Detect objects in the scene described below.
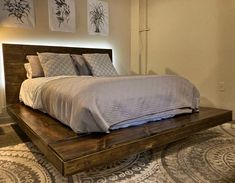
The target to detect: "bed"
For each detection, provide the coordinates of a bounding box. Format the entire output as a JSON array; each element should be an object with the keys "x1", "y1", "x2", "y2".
[{"x1": 3, "y1": 43, "x2": 232, "y2": 176}]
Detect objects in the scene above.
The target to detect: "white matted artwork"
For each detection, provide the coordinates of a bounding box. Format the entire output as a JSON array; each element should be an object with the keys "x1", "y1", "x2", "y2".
[
  {"x1": 87, "y1": 0, "x2": 109, "y2": 36},
  {"x1": 48, "y1": 0, "x2": 76, "y2": 32},
  {"x1": 0, "y1": 0, "x2": 35, "y2": 28}
]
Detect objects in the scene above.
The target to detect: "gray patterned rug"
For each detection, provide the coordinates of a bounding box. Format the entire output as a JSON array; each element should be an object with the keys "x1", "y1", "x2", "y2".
[{"x1": 0, "y1": 122, "x2": 234, "y2": 183}]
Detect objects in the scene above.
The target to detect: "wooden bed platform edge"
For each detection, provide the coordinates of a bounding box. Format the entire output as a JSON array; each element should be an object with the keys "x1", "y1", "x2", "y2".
[{"x1": 7, "y1": 104, "x2": 232, "y2": 176}]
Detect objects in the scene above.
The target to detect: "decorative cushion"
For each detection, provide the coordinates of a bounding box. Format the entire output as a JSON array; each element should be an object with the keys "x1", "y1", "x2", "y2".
[
  {"x1": 71, "y1": 54, "x2": 92, "y2": 75},
  {"x1": 37, "y1": 52, "x2": 77, "y2": 77},
  {"x1": 82, "y1": 54, "x2": 118, "y2": 76},
  {"x1": 24, "y1": 63, "x2": 32, "y2": 79},
  {"x1": 26, "y1": 55, "x2": 44, "y2": 77}
]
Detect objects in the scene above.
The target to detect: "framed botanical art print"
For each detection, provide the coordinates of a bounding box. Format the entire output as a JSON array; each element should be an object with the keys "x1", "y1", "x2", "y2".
[
  {"x1": 88, "y1": 0, "x2": 109, "y2": 36},
  {"x1": 48, "y1": 0, "x2": 76, "y2": 32},
  {"x1": 0, "y1": 0, "x2": 35, "y2": 28}
]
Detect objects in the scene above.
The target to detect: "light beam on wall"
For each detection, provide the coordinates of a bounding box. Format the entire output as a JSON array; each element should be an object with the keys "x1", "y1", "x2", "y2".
[
  {"x1": 0, "y1": 43, "x2": 6, "y2": 112},
  {"x1": 5, "y1": 39, "x2": 117, "y2": 67}
]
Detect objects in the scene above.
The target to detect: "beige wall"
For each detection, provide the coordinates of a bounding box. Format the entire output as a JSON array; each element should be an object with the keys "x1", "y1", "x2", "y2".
[
  {"x1": 0, "y1": 0, "x2": 131, "y2": 112},
  {"x1": 130, "y1": 0, "x2": 149, "y2": 75},
  {"x1": 144, "y1": 0, "x2": 235, "y2": 115},
  {"x1": 130, "y1": 0, "x2": 140, "y2": 74}
]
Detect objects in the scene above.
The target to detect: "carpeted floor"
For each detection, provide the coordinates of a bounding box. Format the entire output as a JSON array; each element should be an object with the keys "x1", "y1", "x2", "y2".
[{"x1": 0, "y1": 122, "x2": 234, "y2": 183}]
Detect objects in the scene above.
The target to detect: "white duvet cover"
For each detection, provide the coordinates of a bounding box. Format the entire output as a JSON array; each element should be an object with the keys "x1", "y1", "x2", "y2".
[
  {"x1": 20, "y1": 76, "x2": 76, "y2": 110},
  {"x1": 20, "y1": 75, "x2": 200, "y2": 133}
]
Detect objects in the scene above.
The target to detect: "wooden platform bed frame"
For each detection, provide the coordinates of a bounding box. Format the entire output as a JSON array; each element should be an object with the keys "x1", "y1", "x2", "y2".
[{"x1": 3, "y1": 43, "x2": 232, "y2": 176}]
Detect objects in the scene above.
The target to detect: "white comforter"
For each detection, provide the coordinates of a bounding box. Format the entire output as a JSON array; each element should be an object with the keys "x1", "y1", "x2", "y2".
[{"x1": 20, "y1": 75, "x2": 200, "y2": 133}]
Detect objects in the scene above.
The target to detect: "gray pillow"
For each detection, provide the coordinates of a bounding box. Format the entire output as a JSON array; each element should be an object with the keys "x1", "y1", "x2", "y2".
[
  {"x1": 71, "y1": 54, "x2": 92, "y2": 75},
  {"x1": 37, "y1": 52, "x2": 77, "y2": 77},
  {"x1": 82, "y1": 53, "x2": 118, "y2": 76},
  {"x1": 26, "y1": 55, "x2": 44, "y2": 77}
]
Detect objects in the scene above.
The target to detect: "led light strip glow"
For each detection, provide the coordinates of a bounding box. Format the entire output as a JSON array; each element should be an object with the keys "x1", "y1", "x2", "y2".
[
  {"x1": 0, "y1": 43, "x2": 5, "y2": 111},
  {"x1": 2, "y1": 39, "x2": 113, "y2": 49}
]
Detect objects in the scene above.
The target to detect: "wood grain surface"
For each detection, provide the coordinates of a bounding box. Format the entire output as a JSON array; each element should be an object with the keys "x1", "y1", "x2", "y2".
[{"x1": 7, "y1": 104, "x2": 232, "y2": 175}]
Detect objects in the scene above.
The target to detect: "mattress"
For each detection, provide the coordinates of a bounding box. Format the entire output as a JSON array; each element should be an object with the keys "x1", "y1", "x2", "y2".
[{"x1": 20, "y1": 75, "x2": 200, "y2": 133}]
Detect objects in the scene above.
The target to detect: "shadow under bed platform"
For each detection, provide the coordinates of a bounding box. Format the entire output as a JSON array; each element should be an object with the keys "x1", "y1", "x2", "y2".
[{"x1": 7, "y1": 104, "x2": 232, "y2": 176}]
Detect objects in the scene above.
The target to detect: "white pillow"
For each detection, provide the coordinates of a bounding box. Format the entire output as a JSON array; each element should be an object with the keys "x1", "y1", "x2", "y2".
[
  {"x1": 24, "y1": 63, "x2": 32, "y2": 79},
  {"x1": 37, "y1": 52, "x2": 77, "y2": 77},
  {"x1": 82, "y1": 53, "x2": 118, "y2": 76},
  {"x1": 26, "y1": 55, "x2": 44, "y2": 77}
]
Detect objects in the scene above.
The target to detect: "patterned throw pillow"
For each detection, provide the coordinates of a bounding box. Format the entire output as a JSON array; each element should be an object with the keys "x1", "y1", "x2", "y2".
[
  {"x1": 82, "y1": 54, "x2": 118, "y2": 76},
  {"x1": 26, "y1": 55, "x2": 44, "y2": 78},
  {"x1": 37, "y1": 52, "x2": 77, "y2": 77},
  {"x1": 71, "y1": 54, "x2": 92, "y2": 75}
]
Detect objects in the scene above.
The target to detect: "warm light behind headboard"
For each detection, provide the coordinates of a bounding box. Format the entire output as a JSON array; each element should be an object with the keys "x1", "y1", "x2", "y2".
[{"x1": 0, "y1": 43, "x2": 6, "y2": 112}]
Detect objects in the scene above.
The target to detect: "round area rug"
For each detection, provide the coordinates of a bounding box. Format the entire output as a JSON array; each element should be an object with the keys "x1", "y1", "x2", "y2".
[
  {"x1": 160, "y1": 129, "x2": 235, "y2": 183},
  {"x1": 0, "y1": 143, "x2": 67, "y2": 183},
  {"x1": 0, "y1": 122, "x2": 234, "y2": 183}
]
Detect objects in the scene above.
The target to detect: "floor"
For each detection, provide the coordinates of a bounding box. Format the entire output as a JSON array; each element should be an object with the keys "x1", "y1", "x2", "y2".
[{"x1": 0, "y1": 110, "x2": 30, "y2": 148}]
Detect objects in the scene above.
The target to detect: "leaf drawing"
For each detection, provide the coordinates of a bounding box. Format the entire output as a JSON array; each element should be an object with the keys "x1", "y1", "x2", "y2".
[
  {"x1": 3, "y1": 0, "x2": 31, "y2": 23},
  {"x1": 54, "y1": 0, "x2": 70, "y2": 27},
  {"x1": 89, "y1": 2, "x2": 106, "y2": 33}
]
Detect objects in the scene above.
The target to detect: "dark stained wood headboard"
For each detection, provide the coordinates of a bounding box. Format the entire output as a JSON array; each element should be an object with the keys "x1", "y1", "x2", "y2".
[{"x1": 2, "y1": 43, "x2": 112, "y2": 105}]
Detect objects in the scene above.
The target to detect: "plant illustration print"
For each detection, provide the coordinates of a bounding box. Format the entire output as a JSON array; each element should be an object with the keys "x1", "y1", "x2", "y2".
[
  {"x1": 54, "y1": 0, "x2": 70, "y2": 27},
  {"x1": 48, "y1": 0, "x2": 75, "y2": 32},
  {"x1": 89, "y1": 2, "x2": 106, "y2": 33},
  {"x1": 3, "y1": 0, "x2": 31, "y2": 23}
]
